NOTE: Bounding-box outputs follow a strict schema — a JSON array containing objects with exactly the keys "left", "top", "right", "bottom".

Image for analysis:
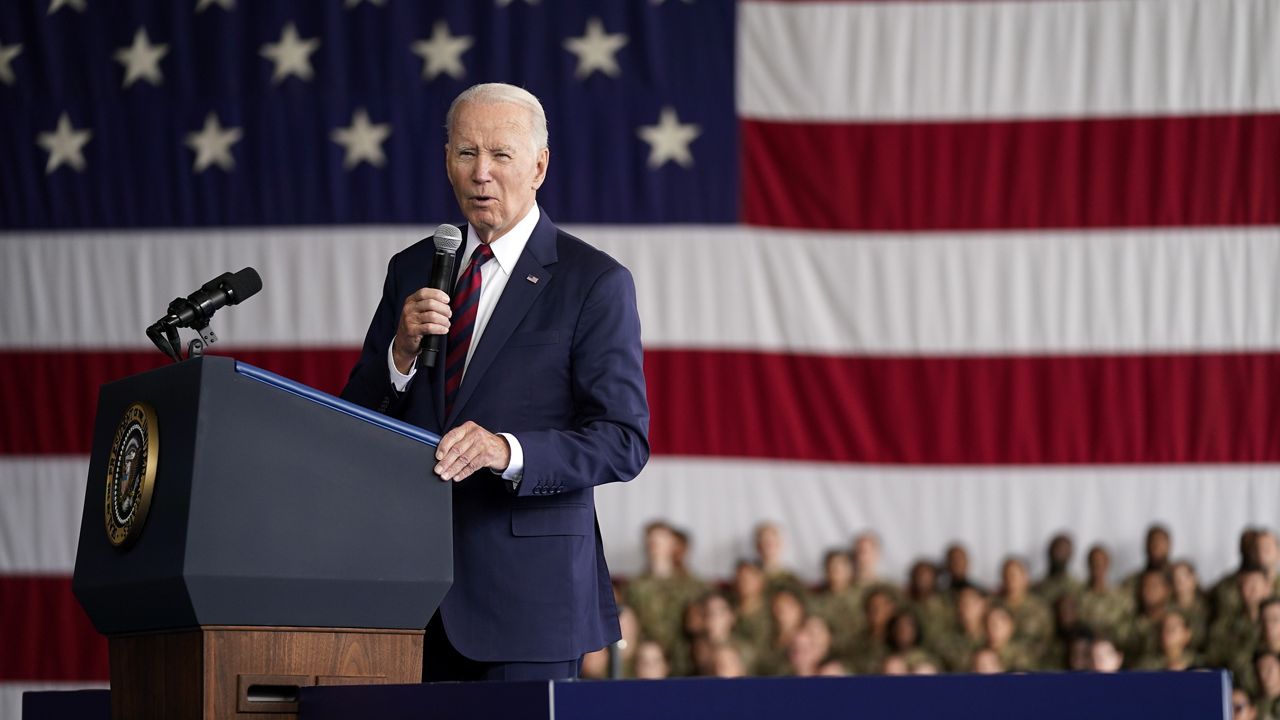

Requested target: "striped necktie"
[{"left": 444, "top": 242, "right": 493, "bottom": 418}]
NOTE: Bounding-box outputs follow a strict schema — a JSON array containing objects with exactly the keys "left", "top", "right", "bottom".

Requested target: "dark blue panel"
[
  {"left": 22, "top": 689, "right": 110, "bottom": 720},
  {"left": 297, "top": 672, "right": 1230, "bottom": 720},
  {"left": 0, "top": 0, "right": 736, "bottom": 228}
]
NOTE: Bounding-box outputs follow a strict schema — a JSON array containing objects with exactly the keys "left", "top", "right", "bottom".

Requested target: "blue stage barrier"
[{"left": 297, "top": 671, "right": 1231, "bottom": 720}]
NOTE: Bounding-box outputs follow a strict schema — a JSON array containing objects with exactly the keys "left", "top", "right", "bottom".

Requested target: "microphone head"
[
  {"left": 225, "top": 267, "right": 263, "bottom": 304},
  {"left": 432, "top": 224, "right": 463, "bottom": 254}
]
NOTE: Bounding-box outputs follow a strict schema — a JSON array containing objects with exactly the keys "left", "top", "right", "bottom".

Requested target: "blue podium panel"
[{"left": 298, "top": 671, "right": 1230, "bottom": 720}]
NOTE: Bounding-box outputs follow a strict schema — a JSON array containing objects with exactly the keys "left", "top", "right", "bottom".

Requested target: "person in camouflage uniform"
[
  {"left": 848, "top": 586, "right": 899, "bottom": 674},
  {"left": 934, "top": 583, "right": 988, "bottom": 672},
  {"left": 905, "top": 560, "right": 952, "bottom": 648},
  {"left": 1255, "top": 651, "right": 1280, "bottom": 720},
  {"left": 1135, "top": 610, "right": 1200, "bottom": 671},
  {"left": 1207, "top": 565, "right": 1271, "bottom": 689},
  {"left": 1041, "top": 592, "right": 1087, "bottom": 670},
  {"left": 1118, "top": 567, "right": 1173, "bottom": 664},
  {"left": 1120, "top": 524, "right": 1173, "bottom": 597},
  {"left": 1033, "top": 533, "right": 1084, "bottom": 606},
  {"left": 982, "top": 603, "right": 1040, "bottom": 671},
  {"left": 1079, "top": 544, "right": 1134, "bottom": 639},
  {"left": 755, "top": 522, "right": 806, "bottom": 598},
  {"left": 1227, "top": 595, "right": 1280, "bottom": 697},
  {"left": 810, "top": 549, "right": 864, "bottom": 661},
  {"left": 1212, "top": 529, "right": 1261, "bottom": 622},
  {"left": 1171, "top": 559, "right": 1210, "bottom": 651},
  {"left": 850, "top": 532, "right": 901, "bottom": 603},
  {"left": 623, "top": 522, "right": 709, "bottom": 674},
  {"left": 756, "top": 588, "right": 809, "bottom": 676},
  {"left": 885, "top": 609, "right": 942, "bottom": 672},
  {"left": 730, "top": 559, "right": 773, "bottom": 666},
  {"left": 942, "top": 542, "right": 979, "bottom": 595},
  {"left": 697, "top": 591, "right": 758, "bottom": 676},
  {"left": 998, "top": 557, "right": 1054, "bottom": 656}
]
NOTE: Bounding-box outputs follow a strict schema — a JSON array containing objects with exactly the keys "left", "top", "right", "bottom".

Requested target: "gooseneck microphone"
[
  {"left": 147, "top": 267, "right": 263, "bottom": 361},
  {"left": 418, "top": 224, "right": 463, "bottom": 369}
]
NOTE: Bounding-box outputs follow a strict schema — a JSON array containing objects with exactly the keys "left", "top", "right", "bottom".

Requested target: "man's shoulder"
[{"left": 551, "top": 225, "right": 626, "bottom": 276}]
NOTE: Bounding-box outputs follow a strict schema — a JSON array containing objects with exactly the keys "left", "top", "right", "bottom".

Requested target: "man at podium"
[{"left": 341, "top": 83, "right": 650, "bottom": 681}]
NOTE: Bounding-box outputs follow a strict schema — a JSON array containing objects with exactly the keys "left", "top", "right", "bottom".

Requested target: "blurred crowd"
[{"left": 583, "top": 522, "right": 1280, "bottom": 720}]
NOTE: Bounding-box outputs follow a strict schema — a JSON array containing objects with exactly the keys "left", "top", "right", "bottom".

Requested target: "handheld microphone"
[{"left": 418, "top": 224, "right": 463, "bottom": 369}]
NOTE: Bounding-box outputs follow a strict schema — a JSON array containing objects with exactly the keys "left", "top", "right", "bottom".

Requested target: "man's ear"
[{"left": 532, "top": 147, "right": 549, "bottom": 190}]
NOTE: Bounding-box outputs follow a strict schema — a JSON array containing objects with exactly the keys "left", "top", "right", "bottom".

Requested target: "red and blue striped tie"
[{"left": 444, "top": 242, "right": 493, "bottom": 418}]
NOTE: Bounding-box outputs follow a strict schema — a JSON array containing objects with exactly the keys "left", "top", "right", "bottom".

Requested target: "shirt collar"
[{"left": 465, "top": 203, "right": 540, "bottom": 277}]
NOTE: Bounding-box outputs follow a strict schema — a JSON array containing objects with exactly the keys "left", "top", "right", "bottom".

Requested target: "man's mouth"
[{"left": 470, "top": 195, "right": 495, "bottom": 205}]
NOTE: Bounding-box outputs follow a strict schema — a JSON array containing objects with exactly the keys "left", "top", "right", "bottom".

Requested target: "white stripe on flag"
[
  {"left": 5, "top": 226, "right": 1280, "bottom": 355},
  {"left": 738, "top": 0, "right": 1280, "bottom": 121},
  {"left": 0, "top": 458, "right": 86, "bottom": 574}
]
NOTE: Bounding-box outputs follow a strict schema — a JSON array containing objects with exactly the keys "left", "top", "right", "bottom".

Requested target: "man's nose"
[{"left": 472, "top": 155, "right": 493, "bottom": 182}]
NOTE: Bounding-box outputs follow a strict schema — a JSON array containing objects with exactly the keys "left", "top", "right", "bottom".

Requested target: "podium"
[{"left": 71, "top": 356, "right": 450, "bottom": 720}]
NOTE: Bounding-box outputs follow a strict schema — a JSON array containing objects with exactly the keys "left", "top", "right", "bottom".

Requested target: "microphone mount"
[{"left": 146, "top": 268, "right": 262, "bottom": 362}]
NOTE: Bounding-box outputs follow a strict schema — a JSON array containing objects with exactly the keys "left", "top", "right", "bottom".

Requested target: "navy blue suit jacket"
[{"left": 341, "top": 211, "right": 650, "bottom": 662}]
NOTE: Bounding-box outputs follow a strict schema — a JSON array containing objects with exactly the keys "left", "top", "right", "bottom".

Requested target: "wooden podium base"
[{"left": 108, "top": 626, "right": 424, "bottom": 720}]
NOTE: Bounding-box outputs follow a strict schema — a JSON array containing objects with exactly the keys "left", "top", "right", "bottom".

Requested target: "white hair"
[{"left": 445, "top": 83, "right": 549, "bottom": 151}]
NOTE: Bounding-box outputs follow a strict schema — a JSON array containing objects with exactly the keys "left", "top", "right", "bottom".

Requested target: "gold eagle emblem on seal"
[{"left": 104, "top": 402, "right": 159, "bottom": 548}]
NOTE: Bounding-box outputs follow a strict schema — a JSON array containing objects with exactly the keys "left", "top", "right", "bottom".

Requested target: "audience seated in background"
[{"left": 600, "top": 518, "right": 1280, "bottom": 711}]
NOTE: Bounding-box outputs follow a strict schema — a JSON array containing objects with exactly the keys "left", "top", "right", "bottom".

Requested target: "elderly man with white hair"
[{"left": 342, "top": 82, "right": 650, "bottom": 681}]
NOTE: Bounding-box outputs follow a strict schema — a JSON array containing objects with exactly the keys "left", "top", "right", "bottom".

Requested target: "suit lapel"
[{"left": 444, "top": 212, "right": 558, "bottom": 427}]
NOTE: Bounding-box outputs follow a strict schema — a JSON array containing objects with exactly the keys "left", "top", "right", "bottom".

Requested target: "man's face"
[
  {"left": 1088, "top": 547, "right": 1110, "bottom": 578},
  {"left": 1140, "top": 572, "right": 1170, "bottom": 610},
  {"left": 853, "top": 535, "right": 880, "bottom": 575},
  {"left": 445, "top": 101, "right": 548, "bottom": 243},
  {"left": 1147, "top": 529, "right": 1171, "bottom": 563},
  {"left": 1002, "top": 560, "right": 1028, "bottom": 595},
  {"left": 825, "top": 552, "right": 853, "bottom": 588},
  {"left": 756, "top": 524, "right": 782, "bottom": 564},
  {"left": 644, "top": 526, "right": 676, "bottom": 564},
  {"left": 1259, "top": 532, "right": 1279, "bottom": 569}
]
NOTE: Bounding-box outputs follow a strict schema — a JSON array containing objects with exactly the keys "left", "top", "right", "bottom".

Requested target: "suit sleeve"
[
  {"left": 341, "top": 253, "right": 409, "bottom": 417},
  {"left": 512, "top": 263, "right": 651, "bottom": 496}
]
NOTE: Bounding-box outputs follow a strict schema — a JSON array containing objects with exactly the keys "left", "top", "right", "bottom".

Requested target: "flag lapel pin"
[{"left": 526, "top": 274, "right": 539, "bottom": 284}]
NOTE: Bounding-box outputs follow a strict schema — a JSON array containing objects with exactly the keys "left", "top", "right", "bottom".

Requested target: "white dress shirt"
[{"left": 385, "top": 204, "right": 542, "bottom": 482}]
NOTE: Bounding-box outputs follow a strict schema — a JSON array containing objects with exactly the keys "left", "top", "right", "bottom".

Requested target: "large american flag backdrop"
[{"left": 2, "top": 0, "right": 1279, "bottom": 711}]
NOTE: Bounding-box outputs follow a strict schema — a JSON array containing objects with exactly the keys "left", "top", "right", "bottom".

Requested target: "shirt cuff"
[
  {"left": 499, "top": 433, "right": 524, "bottom": 484},
  {"left": 388, "top": 340, "right": 415, "bottom": 392}
]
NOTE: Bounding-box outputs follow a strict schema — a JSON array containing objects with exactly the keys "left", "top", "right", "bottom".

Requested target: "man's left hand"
[{"left": 435, "top": 421, "right": 511, "bottom": 482}]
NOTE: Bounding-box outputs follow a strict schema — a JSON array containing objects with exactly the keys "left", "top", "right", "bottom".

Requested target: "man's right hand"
[{"left": 392, "top": 288, "right": 452, "bottom": 374}]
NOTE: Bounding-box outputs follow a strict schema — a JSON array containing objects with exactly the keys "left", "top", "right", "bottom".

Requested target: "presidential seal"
[{"left": 104, "top": 402, "right": 159, "bottom": 548}]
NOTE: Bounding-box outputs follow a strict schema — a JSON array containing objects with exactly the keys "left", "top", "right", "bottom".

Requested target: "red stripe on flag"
[
  {"left": 3, "top": 348, "right": 1279, "bottom": 463},
  {"left": 0, "top": 348, "right": 359, "bottom": 455},
  {"left": 0, "top": 576, "right": 108, "bottom": 681},
  {"left": 645, "top": 349, "right": 1280, "bottom": 464},
  {"left": 741, "top": 114, "right": 1280, "bottom": 231}
]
